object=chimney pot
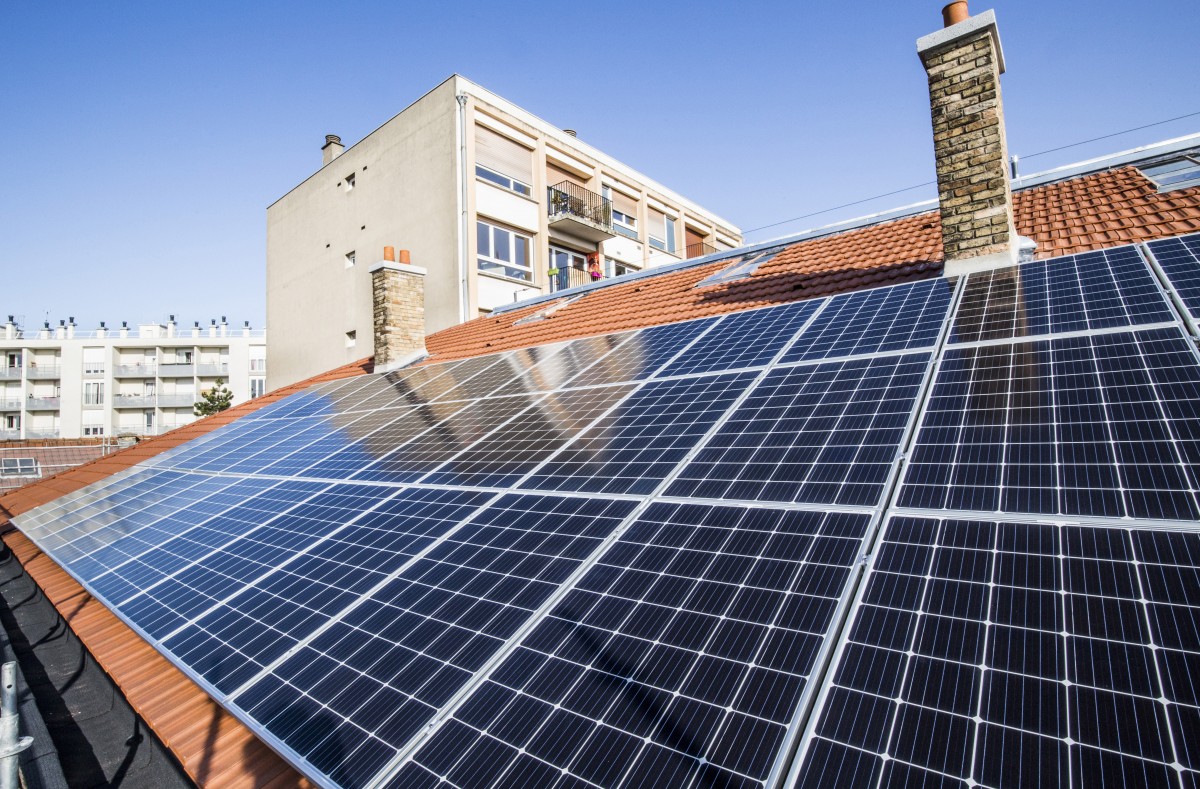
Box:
[562,129,577,137]
[322,134,344,165]
[942,0,968,27]
[384,246,395,262]
[398,249,411,265]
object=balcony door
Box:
[686,227,707,258]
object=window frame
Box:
[475,164,532,197]
[476,220,534,283]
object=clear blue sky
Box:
[3,0,1197,331]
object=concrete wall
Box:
[266,79,461,390]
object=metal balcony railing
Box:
[157,394,196,407]
[550,266,595,293]
[686,241,719,259]
[25,366,61,380]
[159,363,194,377]
[196,364,229,376]
[548,182,613,231]
[115,364,158,377]
[112,395,156,408]
[0,368,20,381]
[25,397,60,410]
[25,429,60,439]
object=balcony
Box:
[550,266,594,293]
[0,400,20,412]
[115,364,158,377]
[196,363,229,377]
[0,368,21,381]
[686,241,719,259]
[26,429,60,439]
[26,366,61,380]
[159,363,194,377]
[0,429,20,441]
[158,394,196,407]
[547,182,614,243]
[112,394,157,408]
[25,397,60,410]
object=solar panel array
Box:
[13,233,1200,789]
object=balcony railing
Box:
[686,241,719,259]
[0,400,21,411]
[0,429,20,440]
[196,364,229,376]
[547,182,614,242]
[0,368,21,380]
[112,395,157,408]
[550,266,595,293]
[25,397,60,410]
[158,394,196,407]
[25,366,61,380]
[115,364,158,377]
[25,429,60,439]
[159,363,194,377]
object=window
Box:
[83,425,105,436]
[84,382,105,406]
[250,378,266,398]
[83,347,105,376]
[603,185,638,239]
[344,172,355,192]
[695,249,781,288]
[0,458,38,477]
[477,220,533,282]
[345,251,356,268]
[648,208,678,254]
[4,415,19,431]
[475,125,533,196]
[345,330,357,349]
[1141,157,1200,192]
[606,257,639,278]
[249,352,266,373]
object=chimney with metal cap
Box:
[918,2,1018,275]
[369,246,427,371]
[322,134,344,166]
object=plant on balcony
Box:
[194,378,233,417]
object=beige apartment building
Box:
[267,75,741,389]
[0,316,266,440]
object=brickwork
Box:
[370,263,426,366]
[922,26,1016,263]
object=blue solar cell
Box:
[796,514,1200,789]
[900,327,1200,520]
[230,494,638,787]
[563,317,719,387]
[667,353,930,506]
[523,371,757,495]
[395,503,871,788]
[660,299,823,377]
[492,332,634,396]
[1148,232,1200,321]
[780,277,952,363]
[949,245,1174,343]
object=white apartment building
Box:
[267,75,742,389]
[0,316,266,440]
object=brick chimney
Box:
[918,4,1018,276]
[322,134,344,166]
[369,248,427,371]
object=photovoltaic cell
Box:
[492,332,634,397]
[423,383,636,488]
[1148,232,1200,321]
[563,317,718,388]
[779,277,952,363]
[949,245,1174,344]
[796,514,1200,789]
[230,494,638,789]
[522,371,757,495]
[660,299,823,377]
[899,328,1200,520]
[394,504,871,789]
[667,353,930,507]
[162,486,496,694]
[300,404,466,480]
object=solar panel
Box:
[393,503,872,789]
[1148,232,1200,323]
[14,238,1200,789]
[950,245,1175,344]
[900,327,1200,520]
[666,354,931,507]
[794,514,1200,789]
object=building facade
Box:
[267,75,742,389]
[1,316,266,440]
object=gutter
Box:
[455,92,471,324]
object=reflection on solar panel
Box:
[13,239,1200,788]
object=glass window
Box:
[476,220,534,282]
[250,378,266,398]
[83,382,105,406]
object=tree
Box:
[194,378,234,417]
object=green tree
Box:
[194,378,234,417]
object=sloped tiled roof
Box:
[426,166,1200,361]
[3,160,1200,787]
[0,357,372,789]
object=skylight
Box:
[1141,154,1200,192]
[694,248,780,288]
